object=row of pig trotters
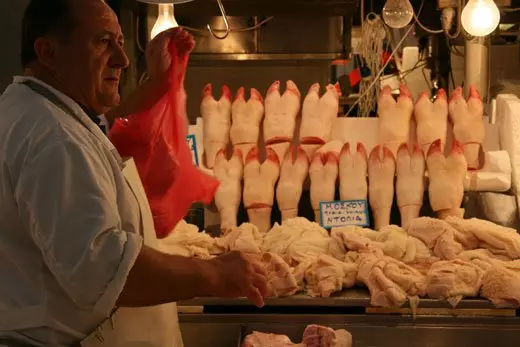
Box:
[202,81,483,233]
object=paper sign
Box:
[319,200,370,229]
[186,134,199,166]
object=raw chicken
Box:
[230,87,264,162]
[481,260,520,308]
[262,217,331,265]
[302,325,353,347]
[299,83,341,159]
[456,249,509,271]
[396,143,425,228]
[426,139,467,219]
[309,151,339,224]
[448,85,485,170]
[262,252,300,297]
[407,217,464,260]
[377,84,414,157]
[242,332,299,347]
[339,142,368,201]
[213,147,243,232]
[264,80,301,162]
[368,145,396,230]
[425,259,483,307]
[304,254,358,297]
[201,83,232,168]
[444,216,520,258]
[276,146,309,221]
[158,220,224,258]
[357,251,427,308]
[414,89,449,155]
[217,223,263,254]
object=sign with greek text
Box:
[186,134,199,166]
[319,200,370,229]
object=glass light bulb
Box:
[150,4,178,40]
[461,0,500,37]
[382,0,414,29]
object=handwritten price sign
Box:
[319,200,370,229]
[186,134,199,166]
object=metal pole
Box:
[464,35,490,102]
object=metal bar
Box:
[187,53,346,61]
[464,36,490,102]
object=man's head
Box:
[21,0,129,114]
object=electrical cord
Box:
[182,16,274,35]
[345,0,427,117]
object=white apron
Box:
[81,159,184,347]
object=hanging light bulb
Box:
[150,3,179,40]
[382,0,414,29]
[461,0,500,37]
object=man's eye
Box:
[101,38,110,44]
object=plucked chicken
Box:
[213,147,243,232]
[377,84,414,157]
[426,139,467,219]
[302,325,353,347]
[414,89,449,155]
[243,146,280,233]
[242,332,301,347]
[201,83,232,168]
[368,145,396,230]
[309,150,339,224]
[396,143,425,228]
[448,85,485,170]
[264,80,301,162]
[339,142,368,201]
[299,83,341,159]
[277,146,309,221]
[425,259,483,307]
[230,87,264,162]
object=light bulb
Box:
[382,0,414,29]
[461,0,500,37]
[150,4,178,40]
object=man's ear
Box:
[34,36,61,71]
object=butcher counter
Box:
[177,288,520,347]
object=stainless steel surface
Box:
[464,36,490,102]
[178,288,497,310]
[207,0,230,39]
[189,53,345,60]
[179,314,520,347]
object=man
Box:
[0,0,268,346]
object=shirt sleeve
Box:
[14,138,143,316]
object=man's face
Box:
[53,0,129,114]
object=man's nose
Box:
[111,43,130,69]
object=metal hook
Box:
[206,0,230,40]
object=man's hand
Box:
[207,251,269,307]
[146,27,195,80]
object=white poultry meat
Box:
[309,151,339,224]
[426,139,467,219]
[264,80,301,162]
[261,252,300,297]
[201,83,232,169]
[242,332,301,347]
[407,217,464,260]
[213,147,243,232]
[481,260,520,308]
[425,259,484,307]
[377,84,414,157]
[276,145,309,221]
[414,89,449,155]
[339,142,368,201]
[243,146,280,233]
[299,83,341,159]
[302,325,353,347]
[230,87,264,162]
[448,85,485,170]
[303,254,358,298]
[368,145,396,230]
[396,143,425,229]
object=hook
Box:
[207,0,230,40]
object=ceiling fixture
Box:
[461,0,501,37]
[382,0,414,29]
